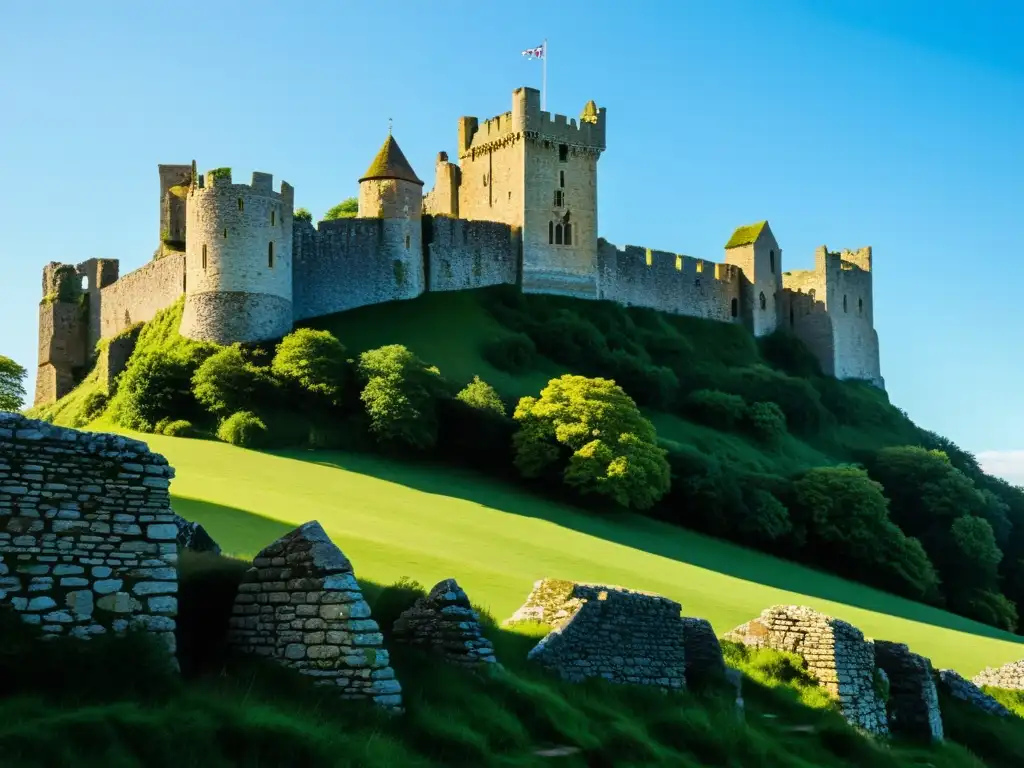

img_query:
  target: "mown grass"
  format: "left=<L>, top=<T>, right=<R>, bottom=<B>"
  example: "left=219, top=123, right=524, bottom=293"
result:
left=1, top=552, right=1020, bottom=768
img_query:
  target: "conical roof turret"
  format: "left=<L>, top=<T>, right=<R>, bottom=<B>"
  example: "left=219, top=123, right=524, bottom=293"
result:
left=359, top=134, right=423, bottom=186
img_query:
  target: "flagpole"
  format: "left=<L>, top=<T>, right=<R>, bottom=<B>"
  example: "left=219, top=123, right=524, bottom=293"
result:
left=542, top=38, right=547, bottom=112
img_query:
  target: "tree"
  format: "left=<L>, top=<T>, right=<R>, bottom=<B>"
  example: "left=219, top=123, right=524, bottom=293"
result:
left=513, top=374, right=670, bottom=510
left=456, top=376, right=505, bottom=416
left=0, top=355, right=27, bottom=411
left=192, top=345, right=278, bottom=418
left=272, top=328, right=348, bottom=404
left=324, top=197, right=358, bottom=220
left=358, top=344, right=446, bottom=450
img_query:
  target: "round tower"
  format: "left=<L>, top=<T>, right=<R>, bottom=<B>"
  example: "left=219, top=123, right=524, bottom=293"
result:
left=181, top=164, right=295, bottom=344
left=358, top=134, right=425, bottom=300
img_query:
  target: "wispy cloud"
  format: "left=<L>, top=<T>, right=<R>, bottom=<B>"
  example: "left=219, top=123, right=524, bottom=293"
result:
left=978, top=451, right=1024, bottom=486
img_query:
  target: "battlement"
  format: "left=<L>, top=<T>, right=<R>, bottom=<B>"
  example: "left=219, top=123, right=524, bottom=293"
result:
left=815, top=245, right=872, bottom=274
left=193, top=168, right=294, bottom=203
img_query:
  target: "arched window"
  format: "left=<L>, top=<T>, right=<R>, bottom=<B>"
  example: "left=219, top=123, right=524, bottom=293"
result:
left=555, top=224, right=563, bottom=245
left=843, top=294, right=848, bottom=312
left=731, top=298, right=738, bottom=318
left=202, top=244, right=208, bottom=270
left=759, top=291, right=766, bottom=310
left=564, top=223, right=572, bottom=245
left=268, top=241, right=275, bottom=268
left=858, top=297, right=863, bottom=314
left=769, top=249, right=775, bottom=273
left=238, top=198, right=244, bottom=212
left=548, top=221, right=554, bottom=244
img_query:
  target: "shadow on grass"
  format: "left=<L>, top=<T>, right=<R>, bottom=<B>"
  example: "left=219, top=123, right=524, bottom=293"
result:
left=251, top=448, right=1024, bottom=650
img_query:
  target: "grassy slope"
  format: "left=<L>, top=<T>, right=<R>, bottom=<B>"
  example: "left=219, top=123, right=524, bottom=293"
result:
left=145, top=431, right=1024, bottom=677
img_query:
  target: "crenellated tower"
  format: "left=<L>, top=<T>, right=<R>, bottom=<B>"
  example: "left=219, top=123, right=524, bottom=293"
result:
left=180, top=164, right=295, bottom=344
left=455, top=87, right=606, bottom=297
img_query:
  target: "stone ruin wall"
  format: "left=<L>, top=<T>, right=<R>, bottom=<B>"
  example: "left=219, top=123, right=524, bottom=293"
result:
left=724, top=605, right=889, bottom=735
left=972, top=659, right=1024, bottom=691
left=391, top=578, right=497, bottom=667
left=939, top=669, right=1012, bottom=716
left=596, top=240, right=742, bottom=323
left=0, top=413, right=178, bottom=656
left=874, top=640, right=943, bottom=741
left=99, top=252, right=186, bottom=340
left=425, top=216, right=520, bottom=293
left=509, top=579, right=687, bottom=690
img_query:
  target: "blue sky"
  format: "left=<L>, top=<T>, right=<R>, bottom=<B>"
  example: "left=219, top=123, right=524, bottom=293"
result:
left=2, top=1, right=1023, bottom=479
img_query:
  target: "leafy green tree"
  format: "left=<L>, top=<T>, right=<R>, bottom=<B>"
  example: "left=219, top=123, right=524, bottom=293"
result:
left=294, top=208, right=313, bottom=223
left=513, top=374, right=670, bottom=510
left=272, top=328, right=348, bottom=404
left=456, top=376, right=505, bottom=416
left=112, top=350, right=204, bottom=432
left=192, top=345, right=278, bottom=418
left=358, top=344, right=446, bottom=450
left=0, top=355, right=27, bottom=412
left=324, top=197, right=359, bottom=220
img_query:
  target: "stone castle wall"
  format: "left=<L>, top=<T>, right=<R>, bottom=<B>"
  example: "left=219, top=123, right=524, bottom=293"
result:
left=99, top=252, right=186, bottom=340
left=0, top=413, right=178, bottom=656
left=597, top=240, right=742, bottom=323
left=426, top=216, right=519, bottom=292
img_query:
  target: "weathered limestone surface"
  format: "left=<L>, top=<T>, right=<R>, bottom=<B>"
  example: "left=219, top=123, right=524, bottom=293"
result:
left=509, top=579, right=686, bottom=690
left=874, top=640, right=943, bottom=741
left=973, top=659, right=1024, bottom=691
left=391, top=578, right=497, bottom=667
left=724, top=605, right=888, bottom=735
left=938, top=669, right=1011, bottom=717
left=226, top=521, right=401, bottom=710
left=681, top=617, right=727, bottom=687
left=0, top=413, right=178, bottom=656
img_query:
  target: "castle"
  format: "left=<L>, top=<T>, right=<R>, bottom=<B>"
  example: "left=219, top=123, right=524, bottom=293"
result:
left=33, top=86, right=883, bottom=406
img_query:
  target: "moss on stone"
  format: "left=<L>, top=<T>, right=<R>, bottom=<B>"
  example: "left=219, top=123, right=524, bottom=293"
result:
left=168, top=184, right=188, bottom=199
left=360, top=135, right=423, bottom=185
left=725, top=221, right=767, bottom=249
left=393, top=259, right=407, bottom=287
left=209, top=167, right=232, bottom=183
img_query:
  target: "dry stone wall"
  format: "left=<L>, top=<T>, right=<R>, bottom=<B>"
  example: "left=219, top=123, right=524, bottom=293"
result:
left=508, top=579, right=686, bottom=690
left=724, top=605, right=888, bottom=735
left=681, top=617, right=727, bottom=687
left=874, top=640, right=943, bottom=741
left=0, top=413, right=178, bottom=656
left=938, top=669, right=1011, bottom=716
left=391, top=578, right=497, bottom=667
left=972, top=659, right=1024, bottom=691
left=226, top=520, right=402, bottom=710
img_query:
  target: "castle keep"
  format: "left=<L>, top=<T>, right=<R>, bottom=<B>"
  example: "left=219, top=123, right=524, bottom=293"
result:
left=33, top=86, right=883, bottom=406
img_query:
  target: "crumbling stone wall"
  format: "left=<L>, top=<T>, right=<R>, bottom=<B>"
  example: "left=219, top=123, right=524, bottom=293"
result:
left=681, top=617, right=727, bottom=687
left=99, top=252, right=185, bottom=340
left=391, top=578, right=497, bottom=667
left=724, top=605, right=888, bottom=735
left=100, top=324, right=143, bottom=395
left=874, top=640, right=943, bottom=741
left=972, top=659, right=1024, bottom=690
left=0, top=413, right=178, bottom=656
left=226, top=520, right=402, bottom=710
left=508, top=579, right=686, bottom=690
left=938, top=669, right=1011, bottom=716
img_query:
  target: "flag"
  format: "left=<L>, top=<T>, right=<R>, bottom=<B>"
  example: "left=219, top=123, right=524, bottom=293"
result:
left=521, top=44, right=545, bottom=59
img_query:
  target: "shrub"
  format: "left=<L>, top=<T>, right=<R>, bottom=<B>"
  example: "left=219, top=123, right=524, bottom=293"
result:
left=159, top=419, right=195, bottom=437
left=272, top=328, right=348, bottom=404
left=532, top=309, right=609, bottom=368
left=607, top=350, right=679, bottom=410
left=745, top=401, right=788, bottom=442
left=435, top=396, right=517, bottom=475
left=358, top=344, right=446, bottom=451
left=456, top=376, right=506, bottom=416
left=738, top=488, right=793, bottom=543
left=193, top=345, right=278, bottom=418
left=323, top=197, right=358, bottom=220
left=113, top=349, right=204, bottom=432
left=685, top=389, right=747, bottom=431
left=293, top=207, right=313, bottom=223
left=216, top=411, right=268, bottom=448
left=513, top=374, right=670, bottom=510
left=757, top=331, right=822, bottom=378
left=481, top=333, right=536, bottom=373
left=717, top=365, right=828, bottom=434
left=80, top=389, right=109, bottom=422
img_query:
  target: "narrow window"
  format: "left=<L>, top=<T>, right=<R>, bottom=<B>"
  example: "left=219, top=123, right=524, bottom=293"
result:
left=223, top=228, right=227, bottom=238
left=731, top=298, right=738, bottom=318
left=646, top=249, right=652, bottom=266
left=859, top=297, right=864, bottom=314
left=81, top=275, right=89, bottom=290
left=695, top=277, right=701, bottom=288
left=549, top=221, right=554, bottom=244
left=555, top=224, right=563, bottom=245
left=271, top=210, right=276, bottom=226
left=124, top=310, right=131, bottom=325
left=558, top=144, right=568, bottom=162
left=202, top=243, right=207, bottom=269
left=843, top=294, right=848, bottom=312
left=559, top=170, right=565, bottom=188
left=790, top=307, right=794, bottom=326
left=759, top=291, right=766, bottom=310
left=238, top=198, right=244, bottom=212
left=564, top=223, right=572, bottom=245
left=483, top=174, right=488, bottom=187
left=508, top=191, right=511, bottom=200
left=675, top=255, right=682, bottom=270
left=268, top=241, right=275, bottom=268
left=405, top=234, right=410, bottom=250
left=769, top=249, right=775, bottom=273
left=182, top=272, right=187, bottom=292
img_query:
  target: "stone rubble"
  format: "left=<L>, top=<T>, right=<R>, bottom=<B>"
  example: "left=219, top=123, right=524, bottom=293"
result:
left=938, top=669, right=1011, bottom=717
left=873, top=640, right=943, bottom=741
left=391, top=578, right=497, bottom=667
left=972, top=659, right=1024, bottom=691
left=724, top=605, right=889, bottom=736
left=225, top=520, right=402, bottom=711
left=174, top=516, right=221, bottom=555
left=0, top=413, right=178, bottom=658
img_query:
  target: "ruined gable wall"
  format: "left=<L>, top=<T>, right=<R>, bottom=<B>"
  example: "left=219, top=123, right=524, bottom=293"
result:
left=426, top=216, right=519, bottom=292
left=596, top=240, right=741, bottom=323
left=0, top=413, right=178, bottom=656
left=99, top=252, right=186, bottom=340
left=291, top=218, right=424, bottom=322
left=874, top=640, right=944, bottom=741
left=781, top=269, right=834, bottom=376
